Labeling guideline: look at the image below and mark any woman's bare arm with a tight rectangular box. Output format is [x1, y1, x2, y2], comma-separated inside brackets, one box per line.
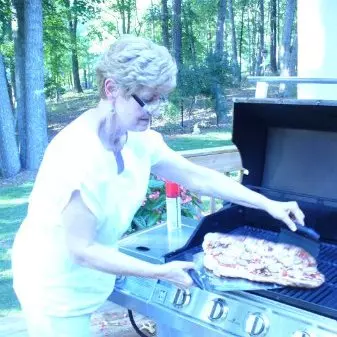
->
[62, 191, 194, 288]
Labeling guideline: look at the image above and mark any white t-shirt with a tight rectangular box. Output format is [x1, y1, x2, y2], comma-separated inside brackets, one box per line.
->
[12, 116, 171, 317]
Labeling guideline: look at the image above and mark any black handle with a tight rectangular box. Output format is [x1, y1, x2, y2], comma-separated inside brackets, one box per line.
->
[295, 223, 320, 241]
[188, 269, 204, 290]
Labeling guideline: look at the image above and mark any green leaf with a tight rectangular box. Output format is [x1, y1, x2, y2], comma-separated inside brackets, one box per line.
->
[148, 178, 165, 189]
[132, 216, 147, 229]
[147, 213, 162, 227]
[151, 195, 166, 210]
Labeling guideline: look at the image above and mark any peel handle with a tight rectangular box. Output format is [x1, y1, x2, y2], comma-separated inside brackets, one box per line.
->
[295, 223, 320, 241]
[187, 269, 204, 290]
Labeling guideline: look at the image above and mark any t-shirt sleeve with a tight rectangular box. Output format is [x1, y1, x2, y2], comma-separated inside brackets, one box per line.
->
[146, 130, 176, 166]
[29, 141, 107, 228]
[74, 170, 106, 222]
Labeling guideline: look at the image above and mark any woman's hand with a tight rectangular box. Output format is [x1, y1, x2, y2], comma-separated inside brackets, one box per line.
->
[157, 261, 195, 289]
[265, 200, 305, 231]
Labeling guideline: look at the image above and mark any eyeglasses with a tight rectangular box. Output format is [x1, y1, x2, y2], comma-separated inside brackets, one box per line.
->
[131, 94, 167, 117]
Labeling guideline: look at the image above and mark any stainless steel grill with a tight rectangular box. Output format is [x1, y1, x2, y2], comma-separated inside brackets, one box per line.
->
[109, 99, 337, 337]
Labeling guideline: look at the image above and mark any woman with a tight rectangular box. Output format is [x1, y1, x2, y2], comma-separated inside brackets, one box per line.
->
[12, 35, 304, 336]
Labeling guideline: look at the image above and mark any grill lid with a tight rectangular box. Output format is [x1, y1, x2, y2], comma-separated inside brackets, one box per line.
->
[232, 99, 337, 201]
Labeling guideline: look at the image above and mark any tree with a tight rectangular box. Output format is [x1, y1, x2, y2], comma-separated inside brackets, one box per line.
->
[112, 0, 136, 35]
[161, 0, 170, 50]
[13, 0, 27, 167]
[64, 0, 83, 93]
[255, 0, 265, 76]
[25, 0, 48, 170]
[172, 0, 182, 66]
[238, 0, 248, 80]
[269, 0, 278, 73]
[172, 0, 184, 125]
[0, 0, 15, 108]
[280, 0, 297, 96]
[0, 54, 21, 177]
[280, 0, 296, 76]
[213, 0, 227, 124]
[228, 0, 240, 82]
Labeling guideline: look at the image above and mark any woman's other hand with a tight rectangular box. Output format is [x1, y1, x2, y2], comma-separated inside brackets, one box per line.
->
[157, 261, 195, 289]
[265, 200, 305, 231]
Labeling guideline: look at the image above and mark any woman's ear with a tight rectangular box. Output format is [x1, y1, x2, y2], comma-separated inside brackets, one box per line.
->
[104, 78, 117, 100]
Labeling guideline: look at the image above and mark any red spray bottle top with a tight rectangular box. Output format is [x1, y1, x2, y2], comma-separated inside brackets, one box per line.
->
[165, 181, 180, 198]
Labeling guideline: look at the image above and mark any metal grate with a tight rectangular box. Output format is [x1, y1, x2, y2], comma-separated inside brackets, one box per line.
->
[168, 224, 337, 318]
[229, 226, 337, 318]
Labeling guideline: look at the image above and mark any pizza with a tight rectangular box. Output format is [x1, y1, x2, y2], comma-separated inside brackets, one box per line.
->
[202, 232, 325, 288]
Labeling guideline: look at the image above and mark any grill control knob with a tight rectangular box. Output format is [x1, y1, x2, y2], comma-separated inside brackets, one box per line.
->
[292, 331, 313, 337]
[208, 298, 229, 321]
[172, 288, 191, 308]
[245, 313, 269, 336]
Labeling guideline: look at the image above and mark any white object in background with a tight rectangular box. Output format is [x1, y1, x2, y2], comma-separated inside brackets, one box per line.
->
[298, 0, 337, 99]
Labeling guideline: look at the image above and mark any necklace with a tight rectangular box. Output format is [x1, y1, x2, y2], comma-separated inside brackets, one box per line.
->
[98, 120, 128, 152]
[114, 150, 125, 174]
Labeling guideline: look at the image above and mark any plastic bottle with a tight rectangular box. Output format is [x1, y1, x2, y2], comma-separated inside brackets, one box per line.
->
[165, 181, 182, 232]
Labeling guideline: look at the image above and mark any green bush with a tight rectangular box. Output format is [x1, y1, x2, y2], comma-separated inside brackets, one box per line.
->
[130, 174, 203, 233]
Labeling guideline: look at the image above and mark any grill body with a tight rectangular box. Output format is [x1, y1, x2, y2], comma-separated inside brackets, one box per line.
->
[109, 99, 337, 336]
[109, 223, 337, 337]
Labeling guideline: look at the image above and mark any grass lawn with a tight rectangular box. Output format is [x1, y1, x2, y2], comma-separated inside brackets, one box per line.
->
[0, 182, 33, 316]
[165, 129, 233, 151]
[0, 131, 233, 316]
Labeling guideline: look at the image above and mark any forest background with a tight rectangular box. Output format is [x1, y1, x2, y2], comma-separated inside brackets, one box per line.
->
[0, 0, 298, 317]
[0, 0, 297, 179]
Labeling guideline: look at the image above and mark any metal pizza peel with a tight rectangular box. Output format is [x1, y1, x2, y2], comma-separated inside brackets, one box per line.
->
[185, 252, 281, 292]
[278, 223, 320, 258]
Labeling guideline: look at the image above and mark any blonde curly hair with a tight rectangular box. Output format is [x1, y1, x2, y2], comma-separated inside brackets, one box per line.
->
[96, 35, 177, 99]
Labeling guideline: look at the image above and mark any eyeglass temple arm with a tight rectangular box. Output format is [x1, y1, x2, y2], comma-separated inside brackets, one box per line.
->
[131, 94, 145, 107]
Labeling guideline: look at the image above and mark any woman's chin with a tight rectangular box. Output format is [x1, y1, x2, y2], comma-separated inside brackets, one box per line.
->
[130, 121, 150, 132]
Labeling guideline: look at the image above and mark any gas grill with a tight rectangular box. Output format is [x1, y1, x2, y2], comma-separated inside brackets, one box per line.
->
[109, 99, 337, 337]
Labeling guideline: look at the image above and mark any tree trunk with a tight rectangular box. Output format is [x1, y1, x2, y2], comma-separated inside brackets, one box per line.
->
[69, 16, 83, 93]
[279, 33, 297, 98]
[180, 101, 184, 128]
[172, 0, 183, 124]
[255, 0, 265, 76]
[118, 0, 126, 34]
[83, 69, 88, 89]
[6, 68, 14, 110]
[24, 0, 48, 170]
[64, 0, 83, 93]
[270, 0, 278, 74]
[1, 4, 15, 109]
[213, 0, 227, 125]
[69, 72, 73, 89]
[127, 0, 131, 34]
[247, 7, 252, 74]
[215, 0, 226, 59]
[0, 54, 21, 177]
[161, 0, 170, 50]
[172, 0, 182, 66]
[251, 8, 257, 75]
[280, 0, 296, 76]
[228, 0, 240, 83]
[277, 0, 281, 70]
[186, 2, 196, 64]
[239, 1, 246, 81]
[289, 33, 297, 76]
[279, 0, 296, 97]
[13, 0, 27, 168]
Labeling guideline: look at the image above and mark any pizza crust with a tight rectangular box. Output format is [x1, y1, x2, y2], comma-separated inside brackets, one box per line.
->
[202, 232, 325, 288]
